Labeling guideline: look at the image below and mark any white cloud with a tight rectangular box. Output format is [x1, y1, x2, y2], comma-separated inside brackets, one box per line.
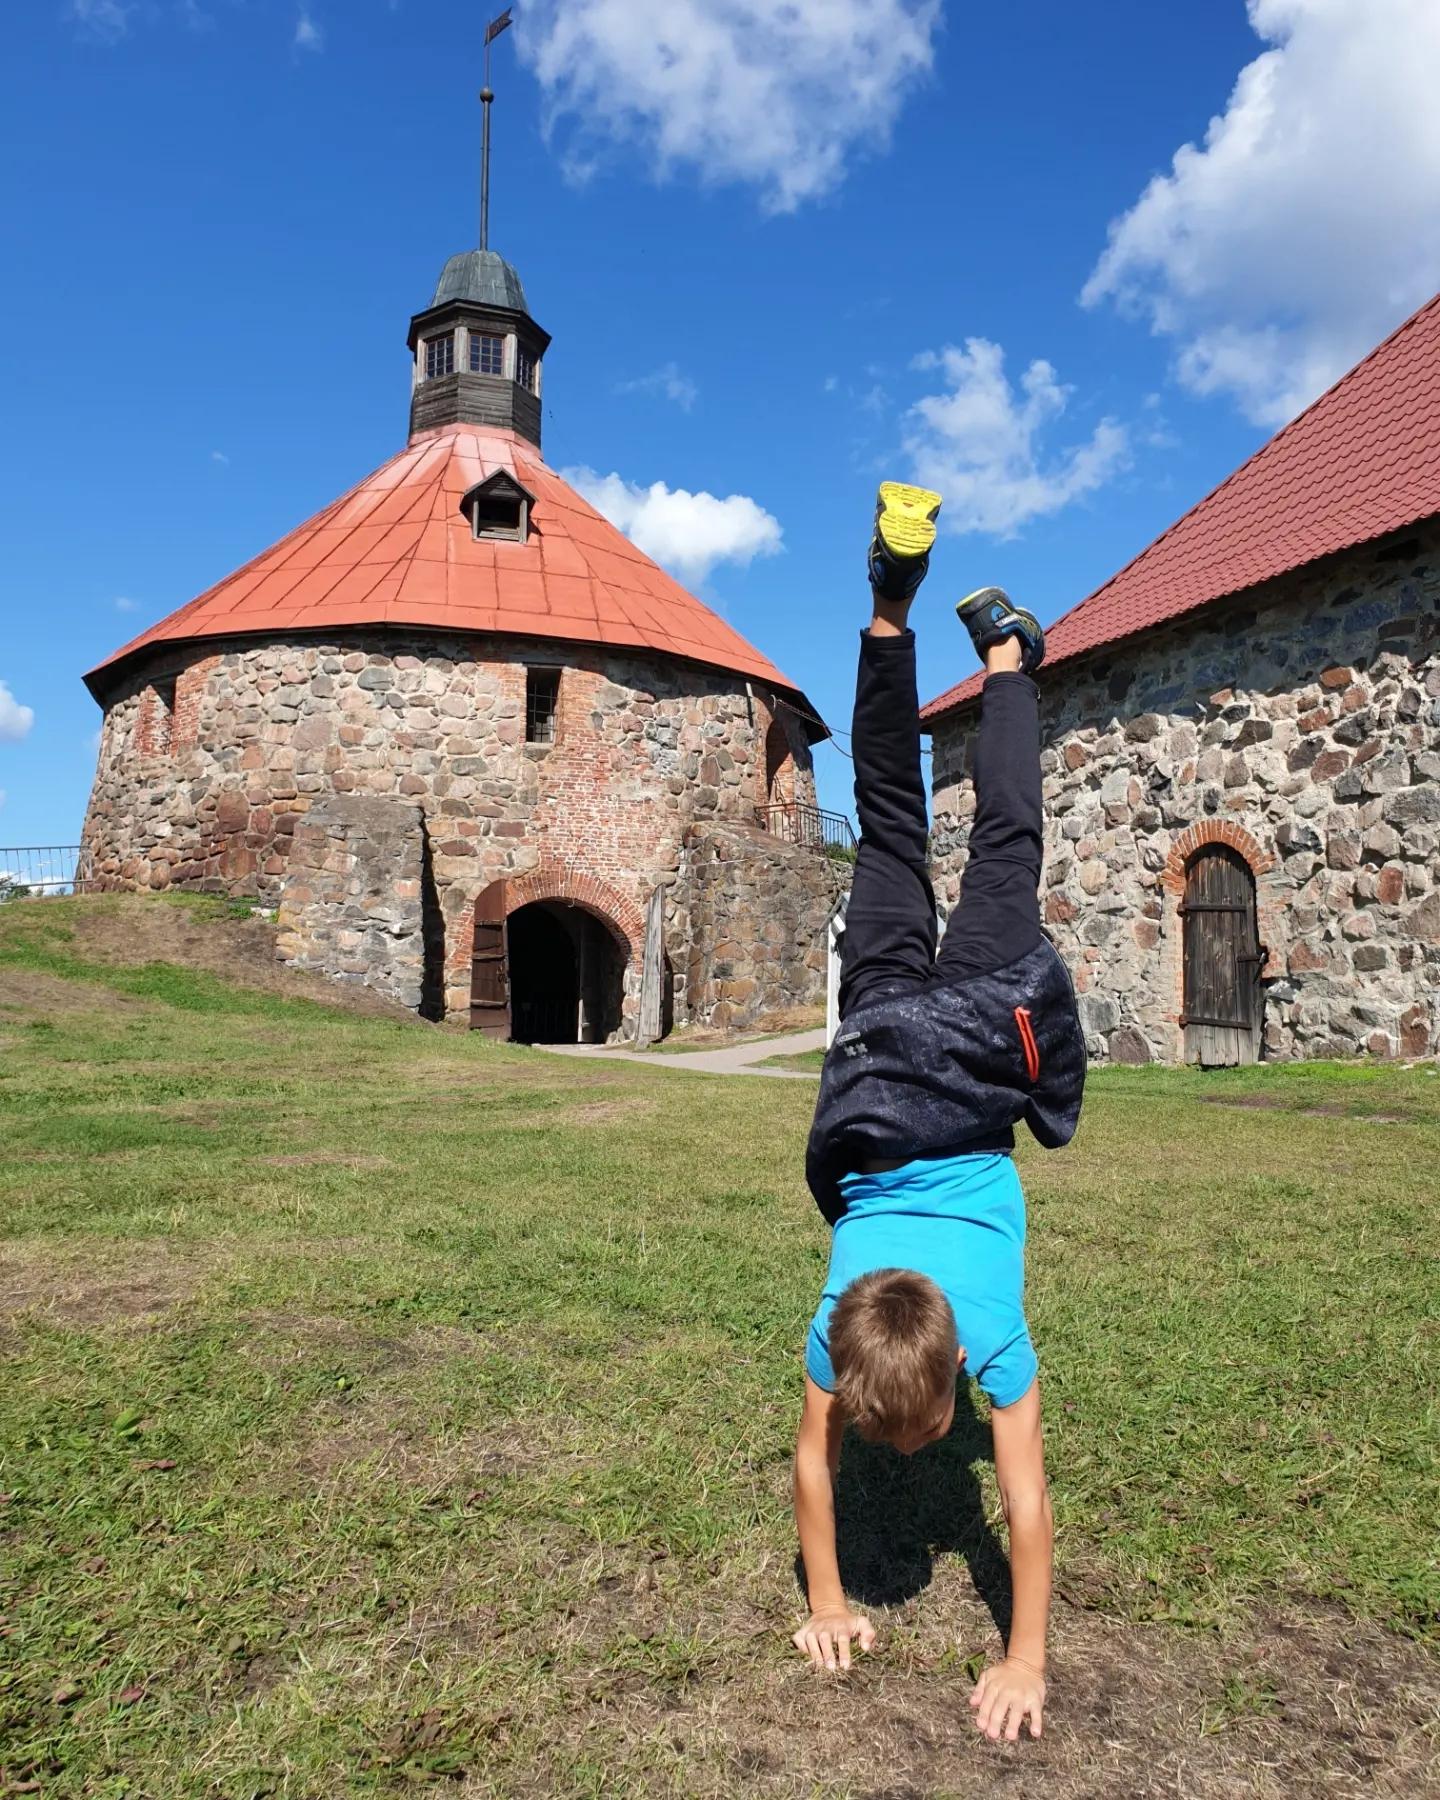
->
[294, 8, 322, 51]
[617, 362, 699, 411]
[67, 0, 132, 41]
[517, 0, 943, 213]
[1082, 0, 1440, 426]
[210, 449, 230, 465]
[114, 596, 140, 613]
[563, 467, 783, 582]
[0, 681, 35, 744]
[903, 339, 1129, 538]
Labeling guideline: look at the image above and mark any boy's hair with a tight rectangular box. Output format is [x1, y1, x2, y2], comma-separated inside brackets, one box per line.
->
[829, 1269, 958, 1442]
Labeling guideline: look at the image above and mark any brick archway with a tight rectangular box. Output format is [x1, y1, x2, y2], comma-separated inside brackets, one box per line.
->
[503, 866, 642, 955]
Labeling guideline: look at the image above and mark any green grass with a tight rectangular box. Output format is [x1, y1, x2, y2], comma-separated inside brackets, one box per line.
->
[758, 1049, 827, 1073]
[0, 898, 1437, 1795]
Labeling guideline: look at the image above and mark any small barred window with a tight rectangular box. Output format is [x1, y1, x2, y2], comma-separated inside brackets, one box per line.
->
[516, 346, 537, 393]
[526, 667, 560, 744]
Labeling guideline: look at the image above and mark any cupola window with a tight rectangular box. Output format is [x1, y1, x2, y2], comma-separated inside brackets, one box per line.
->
[470, 332, 504, 376]
[516, 346, 537, 394]
[424, 333, 456, 379]
[460, 470, 535, 544]
[526, 667, 561, 745]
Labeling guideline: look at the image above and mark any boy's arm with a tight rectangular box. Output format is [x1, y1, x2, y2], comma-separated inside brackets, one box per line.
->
[970, 1379, 1052, 1740]
[792, 1374, 876, 1671]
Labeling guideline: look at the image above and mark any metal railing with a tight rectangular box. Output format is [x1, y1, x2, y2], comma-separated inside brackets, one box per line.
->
[754, 803, 857, 854]
[0, 846, 89, 897]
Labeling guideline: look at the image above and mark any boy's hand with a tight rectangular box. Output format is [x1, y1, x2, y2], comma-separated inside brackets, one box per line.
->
[969, 1656, 1046, 1740]
[792, 1608, 876, 1672]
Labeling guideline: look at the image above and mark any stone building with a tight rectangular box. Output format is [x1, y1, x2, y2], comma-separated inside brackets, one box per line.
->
[80, 247, 846, 1038]
[924, 293, 1440, 1066]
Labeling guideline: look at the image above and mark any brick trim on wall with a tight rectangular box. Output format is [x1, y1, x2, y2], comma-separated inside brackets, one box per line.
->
[445, 862, 644, 993]
[504, 865, 643, 950]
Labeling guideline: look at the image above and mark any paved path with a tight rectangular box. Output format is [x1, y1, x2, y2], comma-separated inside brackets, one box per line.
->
[539, 1026, 825, 1080]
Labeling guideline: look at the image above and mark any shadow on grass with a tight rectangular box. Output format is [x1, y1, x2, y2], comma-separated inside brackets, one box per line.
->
[798, 1380, 1012, 1637]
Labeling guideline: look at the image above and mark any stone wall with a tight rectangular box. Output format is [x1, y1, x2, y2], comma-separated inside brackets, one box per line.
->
[669, 823, 849, 1030]
[930, 522, 1440, 1063]
[82, 630, 819, 1028]
[274, 796, 432, 1014]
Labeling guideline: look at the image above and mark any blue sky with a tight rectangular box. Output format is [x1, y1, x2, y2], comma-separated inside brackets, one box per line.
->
[3, 0, 1439, 840]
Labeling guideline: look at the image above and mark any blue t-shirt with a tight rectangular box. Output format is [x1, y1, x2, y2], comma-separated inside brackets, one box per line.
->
[806, 1151, 1037, 1409]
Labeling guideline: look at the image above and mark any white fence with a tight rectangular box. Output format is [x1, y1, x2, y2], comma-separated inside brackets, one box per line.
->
[0, 846, 87, 897]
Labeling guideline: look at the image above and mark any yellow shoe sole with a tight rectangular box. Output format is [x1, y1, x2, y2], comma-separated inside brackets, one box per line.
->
[875, 481, 942, 560]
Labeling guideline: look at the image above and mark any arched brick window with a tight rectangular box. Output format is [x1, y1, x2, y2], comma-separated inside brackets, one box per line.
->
[763, 718, 795, 805]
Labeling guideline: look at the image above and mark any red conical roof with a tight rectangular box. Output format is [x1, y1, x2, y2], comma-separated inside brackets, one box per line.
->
[86, 422, 822, 734]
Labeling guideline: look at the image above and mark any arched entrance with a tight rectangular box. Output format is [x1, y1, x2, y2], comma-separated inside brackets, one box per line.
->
[509, 901, 623, 1043]
[468, 878, 629, 1043]
[1181, 844, 1265, 1066]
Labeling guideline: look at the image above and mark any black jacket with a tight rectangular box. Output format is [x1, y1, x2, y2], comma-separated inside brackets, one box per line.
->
[806, 937, 1086, 1225]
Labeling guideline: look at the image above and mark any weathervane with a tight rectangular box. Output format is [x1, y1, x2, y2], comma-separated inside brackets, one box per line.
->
[480, 7, 513, 252]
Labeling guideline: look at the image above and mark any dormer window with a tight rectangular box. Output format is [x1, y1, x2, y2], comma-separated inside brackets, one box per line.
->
[516, 346, 537, 394]
[470, 332, 504, 376]
[424, 333, 455, 379]
[460, 470, 535, 544]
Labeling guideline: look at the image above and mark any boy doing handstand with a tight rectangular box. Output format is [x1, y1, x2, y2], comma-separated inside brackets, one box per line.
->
[793, 484, 1086, 1742]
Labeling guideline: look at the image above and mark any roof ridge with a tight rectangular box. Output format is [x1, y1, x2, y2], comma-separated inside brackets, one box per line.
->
[1050, 290, 1440, 636]
[922, 286, 1440, 722]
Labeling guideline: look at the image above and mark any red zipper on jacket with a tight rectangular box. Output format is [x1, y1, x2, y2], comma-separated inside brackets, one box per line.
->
[1014, 1006, 1041, 1083]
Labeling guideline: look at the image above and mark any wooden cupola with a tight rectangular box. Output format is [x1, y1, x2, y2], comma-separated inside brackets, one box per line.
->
[406, 249, 550, 449]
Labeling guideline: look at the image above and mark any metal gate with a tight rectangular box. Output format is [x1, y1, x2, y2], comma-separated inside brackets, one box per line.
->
[1181, 845, 1264, 1067]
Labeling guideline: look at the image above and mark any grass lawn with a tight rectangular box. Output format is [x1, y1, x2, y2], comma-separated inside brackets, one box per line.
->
[1, 897, 1437, 1797]
[758, 1050, 826, 1074]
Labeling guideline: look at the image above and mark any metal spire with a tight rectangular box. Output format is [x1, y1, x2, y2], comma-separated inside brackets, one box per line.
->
[480, 8, 513, 251]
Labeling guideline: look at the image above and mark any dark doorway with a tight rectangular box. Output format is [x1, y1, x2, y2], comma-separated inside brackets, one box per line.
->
[1181, 844, 1264, 1066]
[506, 901, 625, 1044]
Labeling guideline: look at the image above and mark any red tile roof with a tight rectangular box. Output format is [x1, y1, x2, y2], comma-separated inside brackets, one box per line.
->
[87, 423, 823, 736]
[922, 291, 1440, 722]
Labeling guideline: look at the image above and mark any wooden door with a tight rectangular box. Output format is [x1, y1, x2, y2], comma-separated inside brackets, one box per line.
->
[469, 880, 510, 1037]
[1181, 846, 1263, 1066]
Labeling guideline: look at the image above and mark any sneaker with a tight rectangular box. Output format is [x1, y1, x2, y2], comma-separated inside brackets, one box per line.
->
[868, 481, 942, 603]
[955, 585, 1047, 673]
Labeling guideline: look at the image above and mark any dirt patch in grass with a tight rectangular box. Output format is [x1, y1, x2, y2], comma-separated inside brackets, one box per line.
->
[1201, 1093, 1411, 1124]
[535, 1575, 1440, 1799]
[0, 1240, 205, 1330]
[0, 966, 146, 1019]
[632, 1006, 826, 1055]
[257, 1152, 392, 1169]
[562, 1099, 656, 1126]
[285, 1416, 547, 1492]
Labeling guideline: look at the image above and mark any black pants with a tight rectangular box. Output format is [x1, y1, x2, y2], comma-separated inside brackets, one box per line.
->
[839, 629, 1043, 1019]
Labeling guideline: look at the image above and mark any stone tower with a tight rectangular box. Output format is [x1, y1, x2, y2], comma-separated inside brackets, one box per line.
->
[80, 243, 845, 1040]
